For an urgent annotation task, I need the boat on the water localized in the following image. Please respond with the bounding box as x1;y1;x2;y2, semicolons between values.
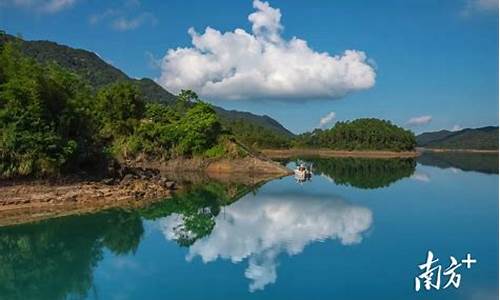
294;163;312;182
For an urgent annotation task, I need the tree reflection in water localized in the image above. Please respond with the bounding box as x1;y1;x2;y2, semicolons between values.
0;210;143;300
417;151;498;174
140;181;260;247
297;157;416;189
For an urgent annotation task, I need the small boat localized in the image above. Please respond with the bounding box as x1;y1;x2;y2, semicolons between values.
294;163;312;182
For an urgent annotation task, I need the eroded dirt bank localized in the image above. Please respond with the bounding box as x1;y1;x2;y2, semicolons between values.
0;180;170;227
0;166;176;226
0;156;291;227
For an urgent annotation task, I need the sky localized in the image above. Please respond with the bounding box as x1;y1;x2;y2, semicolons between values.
0;0;498;134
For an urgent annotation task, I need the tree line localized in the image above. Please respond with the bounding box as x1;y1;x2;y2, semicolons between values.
221;118;417;151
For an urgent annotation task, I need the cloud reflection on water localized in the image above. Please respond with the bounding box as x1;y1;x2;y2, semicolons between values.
160;192;373;291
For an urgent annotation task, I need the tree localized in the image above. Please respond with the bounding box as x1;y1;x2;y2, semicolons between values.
95;82;144;138
174;89;199;113
176;102;222;155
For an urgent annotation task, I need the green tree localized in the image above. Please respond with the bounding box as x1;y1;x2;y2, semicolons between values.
176;102;222;155
174;89;199;113
95;82;144;138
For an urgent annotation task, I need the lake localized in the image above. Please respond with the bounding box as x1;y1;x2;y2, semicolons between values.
0;152;498;300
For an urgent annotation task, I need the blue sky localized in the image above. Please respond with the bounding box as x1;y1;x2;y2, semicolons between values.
0;0;498;134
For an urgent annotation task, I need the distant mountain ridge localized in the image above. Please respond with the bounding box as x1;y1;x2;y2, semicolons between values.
416;126;499;150
0;32;293;137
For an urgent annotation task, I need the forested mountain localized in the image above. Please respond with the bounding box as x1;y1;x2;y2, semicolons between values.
214;108;293;138
416;126;499;150
0;32;293;138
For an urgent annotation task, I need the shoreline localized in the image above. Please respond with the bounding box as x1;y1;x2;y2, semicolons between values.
131;156;292;176
0;176;175;226
417;147;499;154
0;156;290;227
261;148;420;159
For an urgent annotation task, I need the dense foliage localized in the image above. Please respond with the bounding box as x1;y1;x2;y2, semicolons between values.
0;42;226;178
0;42;100;177
293;118;416;151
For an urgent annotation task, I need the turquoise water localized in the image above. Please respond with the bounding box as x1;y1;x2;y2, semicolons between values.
0;154;497;300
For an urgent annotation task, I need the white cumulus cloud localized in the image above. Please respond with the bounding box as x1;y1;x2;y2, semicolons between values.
157;0;376;100
160;193;372;292
406;115;432;126
318;111;336;128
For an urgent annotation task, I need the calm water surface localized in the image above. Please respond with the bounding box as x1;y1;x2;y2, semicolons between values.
0;153;498;300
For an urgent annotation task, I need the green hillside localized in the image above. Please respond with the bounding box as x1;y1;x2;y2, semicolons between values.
0;32;293;138
416;126;498;150
293;118;416;151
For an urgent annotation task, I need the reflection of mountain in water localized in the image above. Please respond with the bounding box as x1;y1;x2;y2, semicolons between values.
302;157;416;189
0;210;144;300
160;192;373;292
417;152;499;174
